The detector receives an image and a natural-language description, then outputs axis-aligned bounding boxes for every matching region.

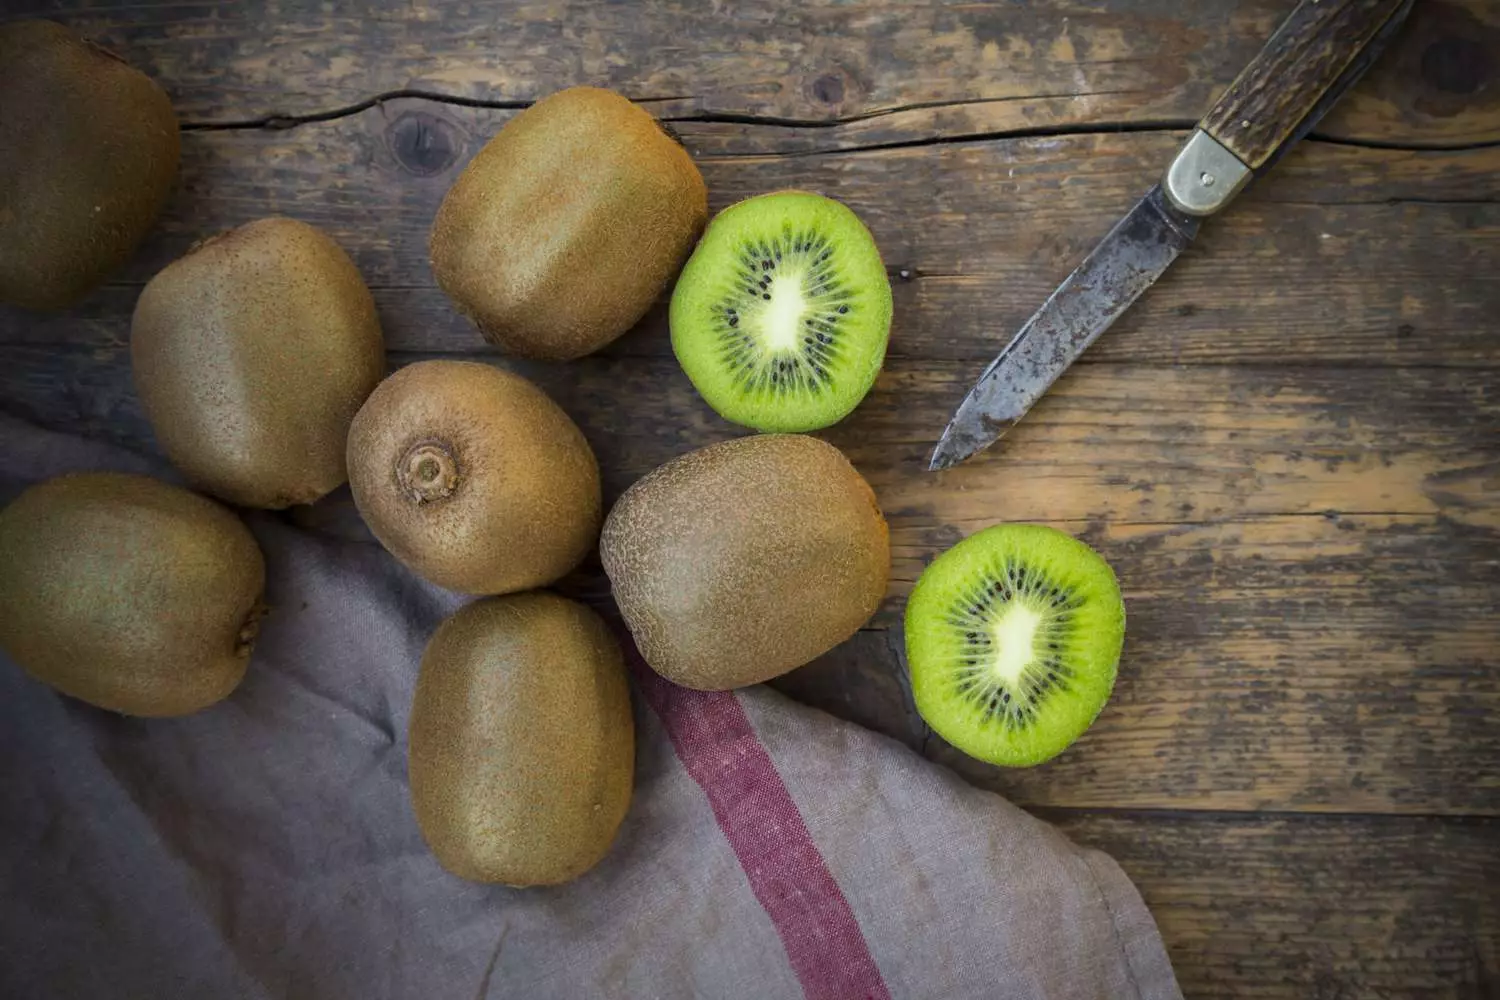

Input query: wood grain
[2,115,1496,368]
[1,2,1497,993]
[14,0,1499,145]
[4,347,1494,814]
[5,350,1494,528]
[786,508,1500,812]
[1054,810,1500,999]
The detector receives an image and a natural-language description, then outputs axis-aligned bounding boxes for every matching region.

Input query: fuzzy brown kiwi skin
[408,592,634,886]
[0,20,180,310]
[0,473,267,717]
[130,217,385,509]
[346,360,602,596]
[601,434,890,690]
[429,86,708,361]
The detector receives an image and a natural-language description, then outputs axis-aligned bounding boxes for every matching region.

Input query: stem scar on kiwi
[397,439,462,505]
[236,600,271,658]
[905,523,1126,767]
[670,190,892,433]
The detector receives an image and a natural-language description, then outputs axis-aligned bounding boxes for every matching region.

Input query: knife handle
[1200,0,1412,171]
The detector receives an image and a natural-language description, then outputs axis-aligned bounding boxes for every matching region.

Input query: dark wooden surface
[2,1,1498,997]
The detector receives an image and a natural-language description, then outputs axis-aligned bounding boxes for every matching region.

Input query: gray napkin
[0,415,1180,1000]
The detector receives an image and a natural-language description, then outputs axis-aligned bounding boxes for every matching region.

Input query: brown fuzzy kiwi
[429,86,708,361]
[0,472,266,717]
[131,217,385,509]
[408,592,634,886]
[0,20,180,310]
[601,434,890,690]
[346,360,601,595]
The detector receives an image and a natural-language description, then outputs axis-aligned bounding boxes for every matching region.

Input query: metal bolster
[1162,129,1253,217]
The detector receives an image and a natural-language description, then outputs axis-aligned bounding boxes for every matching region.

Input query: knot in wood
[1421,36,1491,95]
[387,111,462,176]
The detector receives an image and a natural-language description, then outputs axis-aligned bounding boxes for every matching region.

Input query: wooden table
[3,1,1497,996]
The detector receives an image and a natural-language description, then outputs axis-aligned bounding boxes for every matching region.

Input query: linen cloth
[0,416,1181,1000]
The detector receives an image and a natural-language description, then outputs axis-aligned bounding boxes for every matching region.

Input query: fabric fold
[0,416,1180,999]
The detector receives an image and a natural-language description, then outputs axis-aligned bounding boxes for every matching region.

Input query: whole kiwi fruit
[408,592,634,885]
[131,217,385,509]
[601,434,890,690]
[0,20,180,310]
[429,86,708,361]
[0,472,266,716]
[346,360,601,595]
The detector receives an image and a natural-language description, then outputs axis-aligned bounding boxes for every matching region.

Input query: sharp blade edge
[929,185,1200,471]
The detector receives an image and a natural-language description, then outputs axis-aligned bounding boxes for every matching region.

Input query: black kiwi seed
[709,227,862,395]
[938,560,1089,726]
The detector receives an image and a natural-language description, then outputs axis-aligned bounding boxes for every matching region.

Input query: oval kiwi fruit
[430,86,708,361]
[0,472,266,717]
[347,360,601,595]
[0,20,180,310]
[408,592,634,885]
[905,524,1125,767]
[131,217,385,509]
[670,191,893,432]
[601,434,889,690]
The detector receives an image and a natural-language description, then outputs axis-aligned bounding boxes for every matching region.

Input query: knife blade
[930,0,1414,472]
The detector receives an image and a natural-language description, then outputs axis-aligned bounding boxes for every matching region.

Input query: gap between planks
[177,88,1500,156]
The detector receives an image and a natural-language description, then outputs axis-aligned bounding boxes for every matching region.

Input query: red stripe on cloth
[628,649,892,1000]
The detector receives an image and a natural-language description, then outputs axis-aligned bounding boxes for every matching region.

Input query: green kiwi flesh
[670,191,892,432]
[408,592,634,886]
[905,524,1124,767]
[0,472,266,717]
[0,20,180,310]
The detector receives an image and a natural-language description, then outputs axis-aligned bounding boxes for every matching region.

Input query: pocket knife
[929,0,1415,471]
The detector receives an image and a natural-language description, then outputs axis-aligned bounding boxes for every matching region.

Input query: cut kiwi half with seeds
[905,524,1125,767]
[670,190,892,432]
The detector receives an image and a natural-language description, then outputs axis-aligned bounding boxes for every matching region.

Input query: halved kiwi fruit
[905,524,1125,767]
[669,191,892,432]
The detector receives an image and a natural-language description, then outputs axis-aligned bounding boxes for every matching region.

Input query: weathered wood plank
[4,349,1494,813]
[786,509,1500,814]
[4,349,1494,528]
[4,2,1496,995]
[1052,810,1499,999]
[14,0,1499,145]
[3,118,1496,367]
[117,113,1500,281]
